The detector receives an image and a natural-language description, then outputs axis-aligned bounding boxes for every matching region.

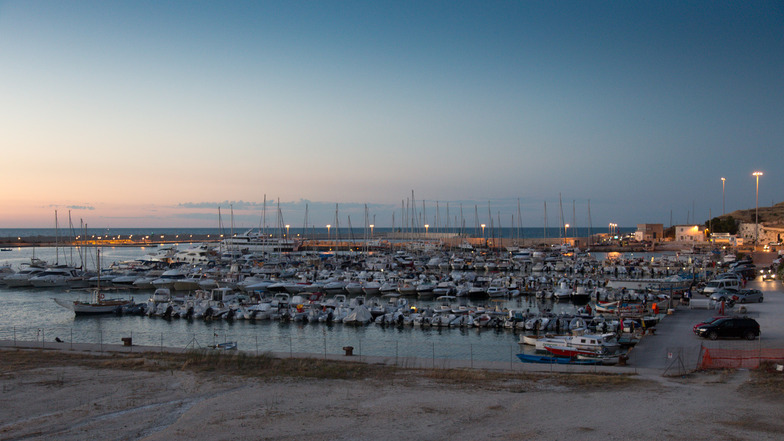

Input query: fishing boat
[532,333,621,353]
[54,250,132,315]
[516,353,602,365]
[543,344,604,358]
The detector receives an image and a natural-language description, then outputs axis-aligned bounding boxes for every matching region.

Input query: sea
[0,229,653,364]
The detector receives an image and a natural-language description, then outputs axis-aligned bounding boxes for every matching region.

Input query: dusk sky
[1,1,782,231]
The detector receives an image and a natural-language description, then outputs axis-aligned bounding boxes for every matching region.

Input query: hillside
[718,201,784,227]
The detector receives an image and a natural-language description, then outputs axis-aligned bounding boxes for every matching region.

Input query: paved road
[625,277,783,374]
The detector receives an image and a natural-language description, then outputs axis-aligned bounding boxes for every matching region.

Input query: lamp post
[721,177,726,215]
[285,224,290,238]
[369,224,374,239]
[480,223,486,247]
[564,223,569,243]
[424,224,429,238]
[753,171,763,248]
[326,224,331,242]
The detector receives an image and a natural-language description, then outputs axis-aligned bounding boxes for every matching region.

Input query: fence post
[70,328,73,350]
[42,329,45,348]
[255,335,258,356]
[160,333,163,352]
[289,336,293,358]
[13,327,15,346]
[432,342,435,369]
[395,341,398,367]
[470,344,473,369]
[100,330,103,352]
[510,345,513,371]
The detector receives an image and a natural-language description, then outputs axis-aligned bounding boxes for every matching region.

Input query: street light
[753,171,763,247]
[721,177,726,215]
[369,224,374,239]
[285,224,290,238]
[326,224,331,242]
[424,224,429,237]
[564,223,570,238]
[480,224,486,247]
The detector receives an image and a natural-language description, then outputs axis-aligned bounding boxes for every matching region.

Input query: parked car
[694,317,760,340]
[708,288,739,303]
[759,268,776,281]
[702,278,741,296]
[731,267,757,280]
[731,289,764,303]
[693,316,729,334]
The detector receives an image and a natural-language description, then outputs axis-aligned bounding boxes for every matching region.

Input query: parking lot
[626,277,782,372]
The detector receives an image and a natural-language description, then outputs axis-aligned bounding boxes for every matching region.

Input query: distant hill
[717,201,784,227]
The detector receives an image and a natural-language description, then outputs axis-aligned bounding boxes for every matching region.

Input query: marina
[0,232,710,363]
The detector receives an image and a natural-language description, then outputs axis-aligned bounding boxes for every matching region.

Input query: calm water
[0,245,652,362]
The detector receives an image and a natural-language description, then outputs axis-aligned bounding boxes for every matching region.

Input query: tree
[705,216,738,235]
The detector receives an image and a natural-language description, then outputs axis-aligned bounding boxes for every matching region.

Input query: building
[710,232,742,247]
[634,224,664,242]
[675,225,708,243]
[738,223,784,246]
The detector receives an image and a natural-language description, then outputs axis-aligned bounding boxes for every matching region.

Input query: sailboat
[54,249,132,315]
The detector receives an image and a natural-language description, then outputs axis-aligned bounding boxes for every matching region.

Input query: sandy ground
[1,349,783,441]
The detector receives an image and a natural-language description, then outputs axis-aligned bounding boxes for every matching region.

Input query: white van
[702,279,741,296]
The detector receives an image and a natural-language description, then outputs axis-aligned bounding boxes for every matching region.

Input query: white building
[675,225,707,243]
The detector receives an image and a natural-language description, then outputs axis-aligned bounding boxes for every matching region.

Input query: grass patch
[745,361,784,394]
[0,347,640,390]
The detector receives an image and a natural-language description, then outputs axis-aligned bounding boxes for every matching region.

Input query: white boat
[343,304,372,325]
[29,267,83,288]
[4,267,45,288]
[222,229,298,253]
[172,244,213,264]
[532,333,620,354]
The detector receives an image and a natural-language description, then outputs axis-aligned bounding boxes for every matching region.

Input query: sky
[1,1,782,230]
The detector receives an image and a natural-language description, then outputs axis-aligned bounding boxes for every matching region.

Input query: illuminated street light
[480,224,486,247]
[564,223,570,238]
[721,177,726,215]
[753,171,763,247]
[285,224,290,238]
[369,224,374,239]
[326,224,331,242]
[424,224,429,237]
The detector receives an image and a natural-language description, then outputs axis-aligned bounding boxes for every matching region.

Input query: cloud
[44,204,95,210]
[178,200,263,210]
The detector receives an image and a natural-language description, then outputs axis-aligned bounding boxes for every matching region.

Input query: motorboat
[4,267,45,288]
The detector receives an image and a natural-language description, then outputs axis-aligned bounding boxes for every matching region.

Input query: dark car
[731,266,757,280]
[695,317,760,340]
[692,316,728,334]
[731,289,764,303]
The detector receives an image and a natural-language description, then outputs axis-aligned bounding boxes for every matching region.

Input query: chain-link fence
[0,325,625,374]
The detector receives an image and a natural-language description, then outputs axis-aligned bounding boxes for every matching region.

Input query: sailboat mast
[588,199,593,243]
[262,194,267,238]
[55,210,59,265]
[558,193,564,242]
